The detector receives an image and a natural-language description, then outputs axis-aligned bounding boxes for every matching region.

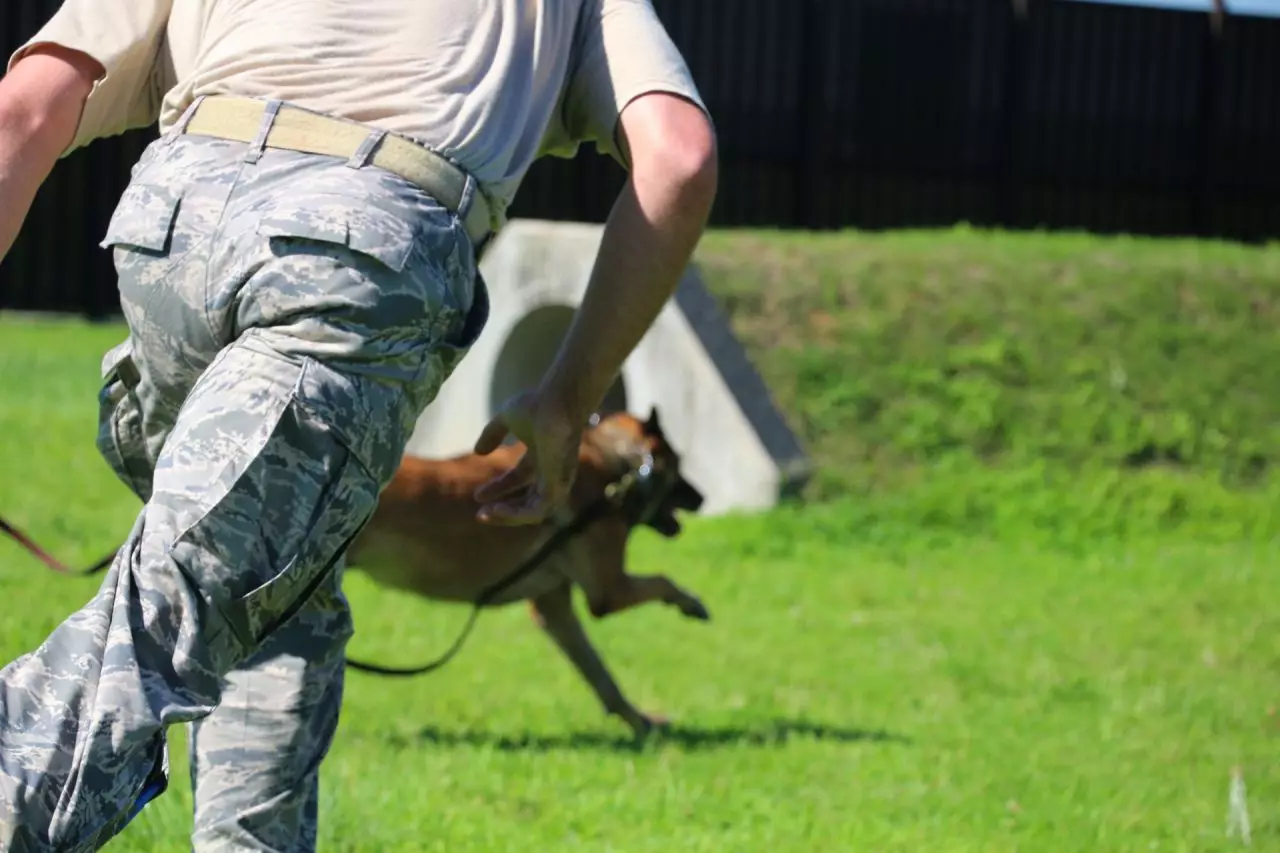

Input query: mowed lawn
[0,314,1277,852]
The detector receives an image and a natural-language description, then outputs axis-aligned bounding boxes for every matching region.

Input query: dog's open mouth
[648,513,683,538]
[642,476,703,538]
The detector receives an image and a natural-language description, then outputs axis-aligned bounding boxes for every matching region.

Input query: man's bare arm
[471,90,718,523]
[539,91,719,421]
[0,45,103,262]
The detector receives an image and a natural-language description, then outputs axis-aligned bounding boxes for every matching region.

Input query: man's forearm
[540,100,718,421]
[0,46,101,261]
[0,109,63,262]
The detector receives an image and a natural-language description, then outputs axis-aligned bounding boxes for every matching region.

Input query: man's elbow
[0,44,101,152]
[622,93,719,213]
[662,122,718,211]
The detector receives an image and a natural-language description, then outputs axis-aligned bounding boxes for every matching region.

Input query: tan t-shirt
[7,0,708,229]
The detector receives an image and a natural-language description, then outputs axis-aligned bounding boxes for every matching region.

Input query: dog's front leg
[529,584,665,739]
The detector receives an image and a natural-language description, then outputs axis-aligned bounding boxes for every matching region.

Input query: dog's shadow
[392,718,908,754]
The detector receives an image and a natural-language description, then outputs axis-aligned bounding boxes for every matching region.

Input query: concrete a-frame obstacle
[402,220,811,516]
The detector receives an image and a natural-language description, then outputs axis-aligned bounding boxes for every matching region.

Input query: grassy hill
[695,226,1280,543]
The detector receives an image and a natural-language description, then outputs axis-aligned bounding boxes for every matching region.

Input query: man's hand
[0,44,102,263]
[472,386,586,525]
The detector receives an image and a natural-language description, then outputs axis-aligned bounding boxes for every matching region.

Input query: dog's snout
[676,478,705,512]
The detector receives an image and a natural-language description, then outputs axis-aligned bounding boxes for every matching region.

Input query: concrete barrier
[403,219,810,516]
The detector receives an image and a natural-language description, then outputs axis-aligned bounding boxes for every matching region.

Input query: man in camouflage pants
[0,0,718,849]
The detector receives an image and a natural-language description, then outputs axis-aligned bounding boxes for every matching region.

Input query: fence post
[1191,3,1225,238]
[794,0,828,229]
[995,0,1030,229]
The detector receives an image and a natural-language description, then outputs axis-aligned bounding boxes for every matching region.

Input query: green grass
[696,226,1280,540]
[0,306,1277,851]
[2,225,1279,850]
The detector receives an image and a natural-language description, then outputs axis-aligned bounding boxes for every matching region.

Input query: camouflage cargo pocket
[96,339,153,502]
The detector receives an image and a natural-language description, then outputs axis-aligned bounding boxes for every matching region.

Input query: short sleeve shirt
[8,0,709,229]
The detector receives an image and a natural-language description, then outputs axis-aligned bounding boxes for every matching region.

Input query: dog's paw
[680,598,711,622]
[633,712,672,741]
[616,707,670,741]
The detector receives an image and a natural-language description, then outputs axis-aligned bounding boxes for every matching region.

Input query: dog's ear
[645,406,661,434]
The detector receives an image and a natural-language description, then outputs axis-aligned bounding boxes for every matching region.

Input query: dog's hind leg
[529,584,665,739]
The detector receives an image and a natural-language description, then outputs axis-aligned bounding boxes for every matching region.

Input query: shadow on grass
[393,719,909,754]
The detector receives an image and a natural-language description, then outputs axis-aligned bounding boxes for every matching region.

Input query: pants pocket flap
[256,200,417,273]
[99,183,183,253]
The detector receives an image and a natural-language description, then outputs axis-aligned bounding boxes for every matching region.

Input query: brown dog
[344,407,709,738]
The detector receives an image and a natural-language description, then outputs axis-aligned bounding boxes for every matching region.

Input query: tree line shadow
[387,718,910,754]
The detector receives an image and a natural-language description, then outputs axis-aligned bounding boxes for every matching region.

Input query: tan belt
[181,96,492,249]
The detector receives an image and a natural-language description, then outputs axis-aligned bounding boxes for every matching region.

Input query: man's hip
[95,112,493,499]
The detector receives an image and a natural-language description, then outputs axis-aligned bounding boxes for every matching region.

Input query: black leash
[0,503,609,678]
[3,447,671,680]
[0,515,117,577]
[344,449,674,678]
[1,499,611,678]
[343,495,614,677]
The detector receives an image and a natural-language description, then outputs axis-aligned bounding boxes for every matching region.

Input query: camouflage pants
[0,101,489,851]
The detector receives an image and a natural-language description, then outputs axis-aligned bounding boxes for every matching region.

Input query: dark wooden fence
[3,0,1279,316]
